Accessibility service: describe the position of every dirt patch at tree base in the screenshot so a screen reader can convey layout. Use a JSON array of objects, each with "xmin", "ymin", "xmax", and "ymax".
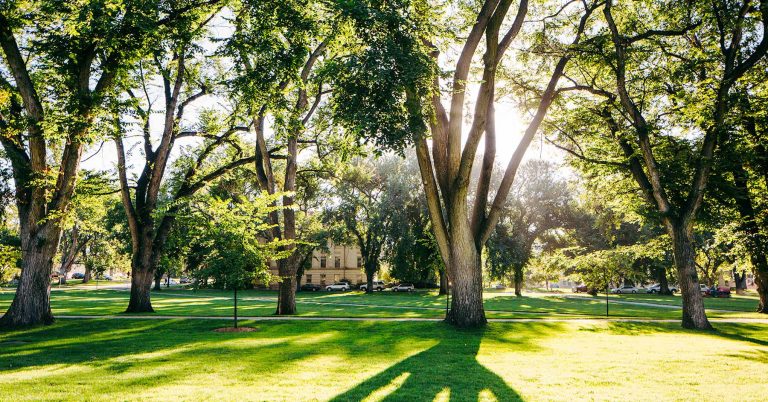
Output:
[{"xmin": 213, "ymin": 327, "xmax": 259, "ymax": 333}]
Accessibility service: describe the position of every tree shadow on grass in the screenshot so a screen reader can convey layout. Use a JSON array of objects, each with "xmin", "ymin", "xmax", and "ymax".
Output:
[
  {"xmin": 330, "ymin": 327, "xmax": 522, "ymax": 402},
  {"xmin": 708, "ymin": 323, "xmax": 768, "ymax": 347}
]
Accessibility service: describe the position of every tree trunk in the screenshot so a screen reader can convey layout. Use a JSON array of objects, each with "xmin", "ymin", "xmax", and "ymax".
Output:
[
  {"xmin": 657, "ymin": 266, "xmax": 672, "ymax": 295},
  {"xmin": 438, "ymin": 270, "xmax": 447, "ymax": 295},
  {"xmin": 755, "ymin": 269, "xmax": 768, "ymax": 313},
  {"xmin": 364, "ymin": 261, "xmax": 375, "ymax": 294},
  {"xmin": 82, "ymin": 265, "xmax": 91, "ymax": 284},
  {"xmin": 444, "ymin": 216, "xmax": 486, "ymax": 327},
  {"xmin": 276, "ymin": 258, "xmax": 298, "ymax": 315},
  {"xmin": 126, "ymin": 255, "xmax": 155, "ymax": 313},
  {"xmin": 513, "ymin": 265, "xmax": 523, "ymax": 297},
  {"xmin": 670, "ymin": 224, "xmax": 712, "ymax": 330},
  {"xmin": 153, "ymin": 272, "xmax": 162, "ymax": 291},
  {"xmin": 0, "ymin": 225, "xmax": 58, "ymax": 328}
]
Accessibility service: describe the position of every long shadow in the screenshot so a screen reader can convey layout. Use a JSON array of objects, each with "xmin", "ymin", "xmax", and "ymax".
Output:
[
  {"xmin": 331, "ymin": 328, "xmax": 522, "ymax": 402},
  {"xmin": 709, "ymin": 323, "xmax": 768, "ymax": 347}
]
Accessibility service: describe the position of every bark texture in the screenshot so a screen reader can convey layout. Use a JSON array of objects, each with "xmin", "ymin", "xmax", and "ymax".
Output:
[
  {"xmin": 276, "ymin": 258, "xmax": 298, "ymax": 315},
  {"xmin": 0, "ymin": 226, "xmax": 58, "ymax": 327},
  {"xmin": 670, "ymin": 225, "xmax": 712, "ymax": 330},
  {"xmin": 513, "ymin": 265, "xmax": 523, "ymax": 297}
]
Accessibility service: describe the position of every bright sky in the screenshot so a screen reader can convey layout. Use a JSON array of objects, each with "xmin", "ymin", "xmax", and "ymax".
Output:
[
  {"xmin": 79, "ymin": 9, "xmax": 568, "ymax": 182},
  {"xmin": 80, "ymin": 98, "xmax": 565, "ymax": 182}
]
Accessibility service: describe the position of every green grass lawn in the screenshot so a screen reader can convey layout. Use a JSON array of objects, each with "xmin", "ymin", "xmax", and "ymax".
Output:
[
  {"xmin": 1, "ymin": 287, "xmax": 765, "ymax": 320},
  {"xmin": 1, "ymin": 319, "xmax": 767, "ymax": 401}
]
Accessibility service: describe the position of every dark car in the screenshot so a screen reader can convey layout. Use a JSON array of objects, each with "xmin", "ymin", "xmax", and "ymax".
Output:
[
  {"xmin": 72, "ymin": 272, "xmax": 85, "ymax": 279},
  {"xmin": 300, "ymin": 283, "xmax": 322, "ymax": 291},
  {"xmin": 572, "ymin": 285, "xmax": 589, "ymax": 293},
  {"xmin": 704, "ymin": 286, "xmax": 731, "ymax": 298}
]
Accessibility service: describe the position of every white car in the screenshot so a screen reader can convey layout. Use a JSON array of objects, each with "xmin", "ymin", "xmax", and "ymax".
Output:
[
  {"xmin": 646, "ymin": 284, "xmax": 678, "ymax": 294},
  {"xmin": 392, "ymin": 283, "xmax": 415, "ymax": 292},
  {"xmin": 360, "ymin": 281, "xmax": 386, "ymax": 291},
  {"xmin": 611, "ymin": 285, "xmax": 639, "ymax": 294},
  {"xmin": 326, "ymin": 282, "xmax": 350, "ymax": 291}
]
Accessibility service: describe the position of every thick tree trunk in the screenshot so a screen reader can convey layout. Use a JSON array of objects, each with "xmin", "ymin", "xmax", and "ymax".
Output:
[
  {"xmin": 657, "ymin": 266, "xmax": 672, "ymax": 295},
  {"xmin": 276, "ymin": 277, "xmax": 297, "ymax": 315},
  {"xmin": 126, "ymin": 257, "xmax": 155, "ymax": 313},
  {"xmin": 754, "ymin": 266, "xmax": 768, "ymax": 314},
  {"xmin": 153, "ymin": 274, "xmax": 162, "ymax": 291},
  {"xmin": 513, "ymin": 265, "xmax": 523, "ymax": 297},
  {"xmin": 126, "ymin": 222, "xmax": 170, "ymax": 313},
  {"xmin": 670, "ymin": 225, "xmax": 712, "ymax": 330},
  {"xmin": 127, "ymin": 268, "xmax": 154, "ymax": 313},
  {"xmin": 364, "ymin": 261, "xmax": 375, "ymax": 294},
  {"xmin": 445, "ymin": 216, "xmax": 486, "ymax": 327},
  {"xmin": 82, "ymin": 260, "xmax": 92, "ymax": 284},
  {"xmin": 276, "ymin": 258, "xmax": 298, "ymax": 315},
  {"xmin": 0, "ymin": 226, "xmax": 58, "ymax": 328}
]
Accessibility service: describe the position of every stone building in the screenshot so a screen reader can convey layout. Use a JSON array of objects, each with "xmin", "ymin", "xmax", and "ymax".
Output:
[{"xmin": 269, "ymin": 242, "xmax": 365, "ymax": 288}]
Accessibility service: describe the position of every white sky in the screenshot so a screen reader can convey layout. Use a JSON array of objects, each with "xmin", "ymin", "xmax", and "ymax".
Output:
[{"xmin": 79, "ymin": 8, "xmax": 568, "ymax": 181}]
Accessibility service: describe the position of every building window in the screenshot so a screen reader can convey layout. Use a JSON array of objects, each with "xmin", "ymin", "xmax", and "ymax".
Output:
[
  {"xmin": 320, "ymin": 256, "xmax": 326, "ymax": 268},
  {"xmin": 335, "ymin": 257, "xmax": 341, "ymax": 268},
  {"xmin": 357, "ymin": 256, "xmax": 362, "ymax": 268},
  {"xmin": 320, "ymin": 274, "xmax": 326, "ymax": 284},
  {"xmin": 306, "ymin": 274, "xmax": 312, "ymax": 284}
]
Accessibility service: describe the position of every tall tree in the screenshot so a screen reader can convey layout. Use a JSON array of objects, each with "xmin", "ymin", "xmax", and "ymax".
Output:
[
  {"xmin": 548, "ymin": 0, "xmax": 768, "ymax": 329},
  {"xmin": 115, "ymin": 7, "xmax": 256, "ymax": 312},
  {"xmin": 332, "ymin": 0, "xmax": 600, "ymax": 327},
  {"xmin": 715, "ymin": 82, "xmax": 768, "ymax": 312},
  {"xmin": 0, "ymin": 1, "xmax": 196, "ymax": 327},
  {"xmin": 227, "ymin": 0, "xmax": 363, "ymax": 314},
  {"xmin": 486, "ymin": 160, "xmax": 571, "ymax": 296}
]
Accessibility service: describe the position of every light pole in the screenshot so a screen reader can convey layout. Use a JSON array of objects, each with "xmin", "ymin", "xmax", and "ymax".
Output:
[
  {"xmin": 604, "ymin": 265, "xmax": 609, "ymax": 317},
  {"xmin": 445, "ymin": 281, "xmax": 450, "ymax": 319}
]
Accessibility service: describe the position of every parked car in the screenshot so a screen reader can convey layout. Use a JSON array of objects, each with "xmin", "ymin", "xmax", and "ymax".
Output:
[
  {"xmin": 392, "ymin": 283, "xmax": 415, "ymax": 292},
  {"xmin": 71, "ymin": 272, "xmax": 85, "ymax": 279},
  {"xmin": 301, "ymin": 283, "xmax": 322, "ymax": 291},
  {"xmin": 491, "ymin": 283, "xmax": 505, "ymax": 289},
  {"xmin": 326, "ymin": 282, "xmax": 350, "ymax": 291},
  {"xmin": 573, "ymin": 284, "xmax": 589, "ymax": 293},
  {"xmin": 699, "ymin": 284, "xmax": 709, "ymax": 293},
  {"xmin": 180, "ymin": 277, "xmax": 191, "ymax": 284},
  {"xmin": 611, "ymin": 285, "xmax": 639, "ymax": 294},
  {"xmin": 646, "ymin": 284, "xmax": 678, "ymax": 294},
  {"xmin": 360, "ymin": 281, "xmax": 386, "ymax": 291},
  {"xmin": 704, "ymin": 286, "xmax": 731, "ymax": 298},
  {"xmin": 98, "ymin": 274, "xmax": 113, "ymax": 281}
]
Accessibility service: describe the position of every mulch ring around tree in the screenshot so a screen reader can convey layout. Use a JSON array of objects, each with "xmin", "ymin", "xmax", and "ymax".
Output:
[{"xmin": 213, "ymin": 327, "xmax": 259, "ymax": 333}]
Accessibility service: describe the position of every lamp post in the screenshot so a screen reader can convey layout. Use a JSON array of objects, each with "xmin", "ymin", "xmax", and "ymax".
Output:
[
  {"xmin": 445, "ymin": 281, "xmax": 450, "ymax": 319},
  {"xmin": 604, "ymin": 265, "xmax": 609, "ymax": 317}
]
